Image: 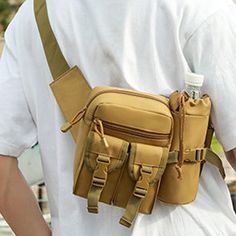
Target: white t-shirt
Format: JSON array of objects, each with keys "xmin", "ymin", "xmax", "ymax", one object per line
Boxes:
[{"xmin": 0, "ymin": 0, "xmax": 236, "ymax": 235}]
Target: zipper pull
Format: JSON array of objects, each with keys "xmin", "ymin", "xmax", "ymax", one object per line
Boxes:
[
  {"xmin": 61, "ymin": 122, "xmax": 73, "ymax": 133},
  {"xmin": 94, "ymin": 119, "xmax": 109, "ymax": 148},
  {"xmin": 61, "ymin": 107, "xmax": 87, "ymax": 133},
  {"xmin": 102, "ymin": 136, "xmax": 109, "ymax": 148}
]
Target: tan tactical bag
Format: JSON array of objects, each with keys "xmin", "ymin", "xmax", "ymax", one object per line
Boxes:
[
  {"xmin": 34, "ymin": 0, "xmax": 225, "ymax": 227},
  {"xmin": 60, "ymin": 87, "xmax": 213, "ymax": 226},
  {"xmin": 66, "ymin": 87, "xmax": 173, "ymax": 227}
]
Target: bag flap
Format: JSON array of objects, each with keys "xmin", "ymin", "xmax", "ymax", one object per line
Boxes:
[
  {"xmin": 128, "ymin": 143, "xmax": 169, "ymax": 183},
  {"xmin": 85, "ymin": 131, "xmax": 129, "ymax": 172}
]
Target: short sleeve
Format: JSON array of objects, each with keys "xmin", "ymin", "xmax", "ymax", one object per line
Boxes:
[
  {"xmin": 0, "ymin": 14, "xmax": 37, "ymax": 157},
  {"xmin": 183, "ymin": 3, "xmax": 236, "ymax": 152}
]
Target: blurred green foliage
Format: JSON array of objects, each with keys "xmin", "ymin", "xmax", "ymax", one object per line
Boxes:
[
  {"xmin": 211, "ymin": 135, "xmax": 224, "ymax": 154},
  {"xmin": 0, "ymin": 0, "xmax": 12, "ymax": 32},
  {"xmin": 0, "ymin": 0, "xmax": 23, "ymax": 33}
]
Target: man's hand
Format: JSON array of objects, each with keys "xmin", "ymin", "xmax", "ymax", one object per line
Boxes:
[
  {"xmin": 0, "ymin": 155, "xmax": 51, "ymax": 236},
  {"xmin": 226, "ymin": 149, "xmax": 236, "ymax": 172}
]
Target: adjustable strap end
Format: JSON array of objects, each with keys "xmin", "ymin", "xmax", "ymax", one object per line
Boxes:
[
  {"xmin": 61, "ymin": 121, "xmax": 72, "ymax": 133},
  {"xmin": 119, "ymin": 217, "xmax": 132, "ymax": 228},
  {"xmin": 87, "ymin": 206, "xmax": 99, "ymax": 214}
]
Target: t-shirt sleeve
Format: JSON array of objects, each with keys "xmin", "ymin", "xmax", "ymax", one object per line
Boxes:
[
  {"xmin": 0, "ymin": 15, "xmax": 37, "ymax": 157},
  {"xmin": 183, "ymin": 3, "xmax": 236, "ymax": 152}
]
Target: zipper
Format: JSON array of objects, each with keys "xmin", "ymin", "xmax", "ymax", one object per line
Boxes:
[
  {"xmin": 93, "ymin": 118, "xmax": 170, "ymax": 148},
  {"xmin": 86, "ymin": 89, "xmax": 169, "ymax": 109},
  {"xmin": 101, "ymin": 120, "xmax": 170, "ymax": 140},
  {"xmin": 61, "ymin": 88, "xmax": 170, "ymax": 133}
]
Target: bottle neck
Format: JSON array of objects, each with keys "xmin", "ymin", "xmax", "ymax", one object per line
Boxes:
[{"xmin": 185, "ymin": 84, "xmax": 201, "ymax": 99}]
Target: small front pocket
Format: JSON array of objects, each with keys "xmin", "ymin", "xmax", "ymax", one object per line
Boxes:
[
  {"xmin": 92, "ymin": 103, "xmax": 173, "ymax": 147},
  {"xmin": 92, "ymin": 118, "xmax": 171, "ymax": 147},
  {"xmin": 117, "ymin": 143, "xmax": 169, "ymax": 227},
  {"xmin": 74, "ymin": 131, "xmax": 129, "ymax": 213},
  {"xmin": 170, "ymin": 112, "xmax": 210, "ymax": 151},
  {"xmin": 84, "ymin": 131, "xmax": 129, "ymax": 173}
]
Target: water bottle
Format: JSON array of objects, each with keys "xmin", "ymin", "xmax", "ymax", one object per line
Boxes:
[{"xmin": 185, "ymin": 72, "xmax": 204, "ymax": 99}]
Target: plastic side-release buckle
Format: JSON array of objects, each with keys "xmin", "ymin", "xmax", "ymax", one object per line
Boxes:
[
  {"xmin": 92, "ymin": 155, "xmax": 111, "ymax": 188},
  {"xmin": 87, "ymin": 155, "xmax": 111, "ymax": 214},
  {"xmin": 195, "ymin": 148, "xmax": 207, "ymax": 162},
  {"xmin": 133, "ymin": 166, "xmax": 152, "ymax": 198}
]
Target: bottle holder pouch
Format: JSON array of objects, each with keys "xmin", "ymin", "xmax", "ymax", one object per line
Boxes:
[
  {"xmin": 157, "ymin": 91, "xmax": 211, "ymax": 204},
  {"xmin": 157, "ymin": 148, "xmax": 206, "ymax": 204}
]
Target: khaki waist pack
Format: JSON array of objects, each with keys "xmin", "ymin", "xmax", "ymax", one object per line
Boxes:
[
  {"xmin": 34, "ymin": 0, "xmax": 225, "ymax": 227},
  {"xmin": 62, "ymin": 87, "xmax": 213, "ymax": 227}
]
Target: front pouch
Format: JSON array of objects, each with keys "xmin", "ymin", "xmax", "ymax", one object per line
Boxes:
[
  {"xmin": 157, "ymin": 91, "xmax": 211, "ymax": 204},
  {"xmin": 73, "ymin": 131, "xmax": 129, "ymax": 213},
  {"xmin": 119, "ymin": 143, "xmax": 169, "ymax": 227}
]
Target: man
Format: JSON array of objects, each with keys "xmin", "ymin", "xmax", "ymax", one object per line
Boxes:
[{"xmin": 0, "ymin": 0, "xmax": 236, "ymax": 235}]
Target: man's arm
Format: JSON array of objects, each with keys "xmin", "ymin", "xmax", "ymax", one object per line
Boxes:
[
  {"xmin": 0, "ymin": 155, "xmax": 51, "ymax": 236},
  {"xmin": 226, "ymin": 149, "xmax": 236, "ymax": 172}
]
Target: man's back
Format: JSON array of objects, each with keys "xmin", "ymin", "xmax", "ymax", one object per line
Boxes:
[{"xmin": 0, "ymin": 0, "xmax": 236, "ymax": 235}]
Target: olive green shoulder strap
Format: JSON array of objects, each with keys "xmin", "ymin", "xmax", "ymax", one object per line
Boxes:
[
  {"xmin": 34, "ymin": 0, "xmax": 91, "ymax": 140},
  {"xmin": 34, "ymin": 0, "xmax": 70, "ymax": 79}
]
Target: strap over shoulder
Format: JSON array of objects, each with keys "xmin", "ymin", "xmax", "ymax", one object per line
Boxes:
[
  {"xmin": 34, "ymin": 0, "xmax": 91, "ymax": 140},
  {"xmin": 34, "ymin": 0, "xmax": 70, "ymax": 79}
]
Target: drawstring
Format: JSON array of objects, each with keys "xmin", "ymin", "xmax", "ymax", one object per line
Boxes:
[
  {"xmin": 61, "ymin": 107, "xmax": 87, "ymax": 133},
  {"xmin": 175, "ymin": 164, "xmax": 183, "ymax": 179},
  {"xmin": 175, "ymin": 94, "xmax": 186, "ymax": 179},
  {"xmin": 94, "ymin": 119, "xmax": 109, "ymax": 148}
]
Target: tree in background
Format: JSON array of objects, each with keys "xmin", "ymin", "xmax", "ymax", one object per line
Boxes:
[{"xmin": 0, "ymin": 0, "xmax": 23, "ymax": 34}]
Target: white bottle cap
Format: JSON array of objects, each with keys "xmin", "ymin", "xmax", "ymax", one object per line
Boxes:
[{"xmin": 185, "ymin": 72, "xmax": 204, "ymax": 87}]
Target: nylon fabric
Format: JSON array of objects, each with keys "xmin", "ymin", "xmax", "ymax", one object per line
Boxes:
[{"xmin": 34, "ymin": 0, "xmax": 69, "ymax": 79}]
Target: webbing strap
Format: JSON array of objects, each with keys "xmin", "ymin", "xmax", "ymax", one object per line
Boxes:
[
  {"xmin": 205, "ymin": 149, "xmax": 225, "ymax": 179},
  {"xmin": 167, "ymin": 148, "xmax": 207, "ymax": 164},
  {"xmin": 34, "ymin": 0, "xmax": 70, "ymax": 80},
  {"xmin": 119, "ymin": 195, "xmax": 143, "ymax": 227},
  {"xmin": 205, "ymin": 127, "xmax": 214, "ymax": 148},
  {"xmin": 87, "ymin": 185, "xmax": 104, "ymax": 214},
  {"xmin": 120, "ymin": 166, "xmax": 152, "ymax": 228},
  {"xmin": 167, "ymin": 149, "xmax": 225, "ymax": 179}
]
